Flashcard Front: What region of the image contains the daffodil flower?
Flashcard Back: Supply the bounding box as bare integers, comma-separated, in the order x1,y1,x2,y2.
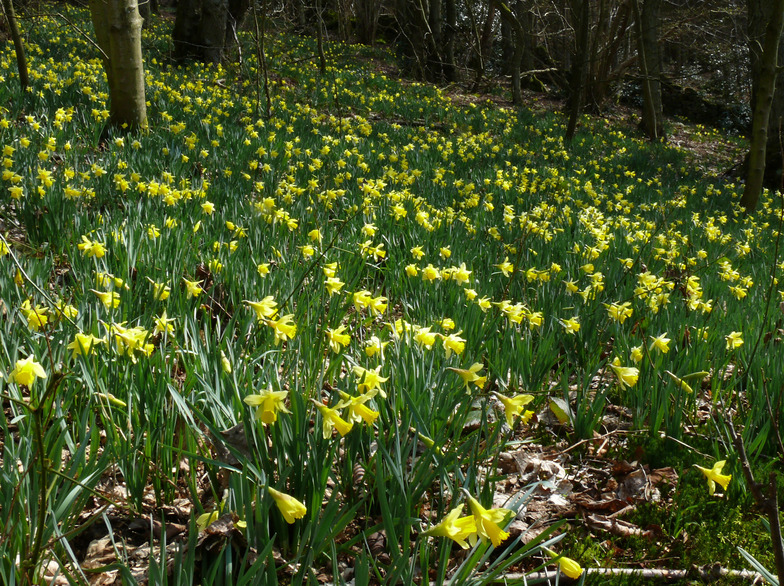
726,331,743,350
461,490,512,547
609,357,639,388
325,277,345,296
244,387,290,425
543,547,583,579
311,399,354,439
267,486,307,523
493,392,535,427
67,332,105,359
448,362,486,390
267,314,297,344
364,335,389,358
695,460,731,495
326,326,351,353
153,311,176,336
245,296,278,321
337,390,379,426
91,289,121,309
147,277,171,300
442,332,466,358
10,355,47,386
421,505,477,549
183,278,203,299
560,316,580,335
495,257,514,277
650,332,671,354
352,365,388,396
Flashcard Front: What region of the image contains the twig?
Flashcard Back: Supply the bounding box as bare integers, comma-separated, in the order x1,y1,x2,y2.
54,11,109,62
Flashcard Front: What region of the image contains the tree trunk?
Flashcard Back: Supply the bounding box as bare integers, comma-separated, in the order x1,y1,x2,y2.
633,0,664,140
1,0,29,91
566,0,590,141
355,0,379,44
742,0,784,212
316,0,326,75
494,0,525,104
442,0,456,81
172,0,250,63
89,0,147,130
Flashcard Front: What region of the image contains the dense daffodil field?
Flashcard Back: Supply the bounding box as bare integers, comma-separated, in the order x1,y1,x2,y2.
0,7,780,584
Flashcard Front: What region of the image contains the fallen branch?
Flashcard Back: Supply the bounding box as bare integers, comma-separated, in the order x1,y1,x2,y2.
483,565,764,584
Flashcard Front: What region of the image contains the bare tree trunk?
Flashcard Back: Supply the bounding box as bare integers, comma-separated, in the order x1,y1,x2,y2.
566,0,590,141
316,0,327,74
742,0,784,212
355,0,380,44
1,0,29,91
173,0,250,63
495,0,525,104
470,0,496,91
443,0,456,81
89,0,147,130
633,0,664,140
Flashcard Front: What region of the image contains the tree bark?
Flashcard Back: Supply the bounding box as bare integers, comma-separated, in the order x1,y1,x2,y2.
566,0,590,141
1,0,29,91
742,0,784,212
633,0,664,140
89,0,148,130
172,0,250,63
442,0,456,81
495,0,525,104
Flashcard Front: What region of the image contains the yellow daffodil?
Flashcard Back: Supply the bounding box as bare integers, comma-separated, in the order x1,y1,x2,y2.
726,331,743,350
421,505,477,549
78,235,106,258
650,332,671,354
609,357,639,388
183,278,203,299
695,460,731,495
245,296,278,321
353,290,373,311
605,301,633,324
442,332,466,358
67,332,105,359
352,365,388,396
414,326,438,349
495,257,514,277
267,314,297,344
20,300,49,331
326,325,351,353
493,392,535,427
337,390,379,426
244,387,290,424
267,486,307,523
543,547,583,579
10,355,47,386
461,490,512,547
91,289,121,309
153,311,175,336
561,316,580,335
325,277,345,296
311,399,354,439
147,277,171,300
364,335,389,358
448,362,486,389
